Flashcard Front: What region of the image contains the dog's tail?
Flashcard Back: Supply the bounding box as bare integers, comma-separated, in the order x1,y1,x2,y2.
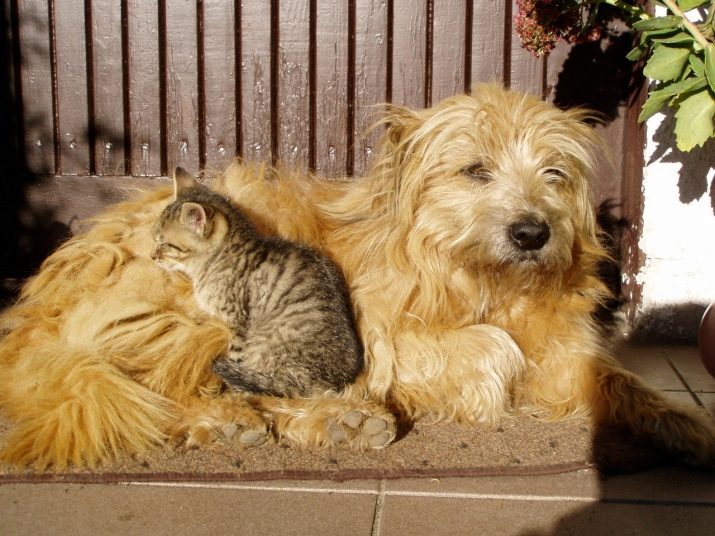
0,325,176,470
593,354,715,468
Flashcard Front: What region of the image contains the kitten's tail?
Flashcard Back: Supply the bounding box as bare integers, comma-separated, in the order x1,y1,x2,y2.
0,328,176,470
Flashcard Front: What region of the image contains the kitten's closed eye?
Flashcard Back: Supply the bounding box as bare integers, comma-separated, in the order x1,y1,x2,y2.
162,242,187,253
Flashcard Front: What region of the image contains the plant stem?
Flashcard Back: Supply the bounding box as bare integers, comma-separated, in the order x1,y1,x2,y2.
591,0,650,20
662,0,711,49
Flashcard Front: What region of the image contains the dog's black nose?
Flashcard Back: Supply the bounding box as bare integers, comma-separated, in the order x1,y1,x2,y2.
509,219,550,251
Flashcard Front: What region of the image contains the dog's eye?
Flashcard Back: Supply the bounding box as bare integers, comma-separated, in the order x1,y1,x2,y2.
463,163,492,183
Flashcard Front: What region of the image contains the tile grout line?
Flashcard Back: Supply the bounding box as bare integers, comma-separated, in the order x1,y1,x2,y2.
370,479,386,536
122,481,379,495
663,356,707,409
121,481,715,507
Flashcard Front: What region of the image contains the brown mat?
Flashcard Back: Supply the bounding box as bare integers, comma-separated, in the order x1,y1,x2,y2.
0,414,609,484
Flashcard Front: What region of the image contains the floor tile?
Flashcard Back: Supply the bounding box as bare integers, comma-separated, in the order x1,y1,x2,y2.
665,347,715,393
0,483,378,536
598,467,715,503
378,495,715,536
614,343,685,391
384,465,715,506
696,392,715,417
662,390,700,408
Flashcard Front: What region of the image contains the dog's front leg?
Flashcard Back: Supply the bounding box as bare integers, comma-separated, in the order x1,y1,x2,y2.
389,324,526,424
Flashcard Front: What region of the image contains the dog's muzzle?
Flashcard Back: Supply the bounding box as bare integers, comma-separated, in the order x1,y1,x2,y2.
509,218,550,251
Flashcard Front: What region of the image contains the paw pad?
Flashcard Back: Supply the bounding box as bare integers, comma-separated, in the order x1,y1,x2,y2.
326,410,395,449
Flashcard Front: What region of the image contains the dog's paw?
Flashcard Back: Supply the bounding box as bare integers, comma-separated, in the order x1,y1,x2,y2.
219,421,269,448
184,408,270,449
325,409,395,449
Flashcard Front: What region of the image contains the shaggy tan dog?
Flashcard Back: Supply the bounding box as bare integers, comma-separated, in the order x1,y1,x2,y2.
1,84,714,469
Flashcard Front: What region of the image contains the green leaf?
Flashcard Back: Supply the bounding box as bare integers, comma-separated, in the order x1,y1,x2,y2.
690,54,705,76
643,45,691,81
674,88,715,151
653,31,695,46
626,45,646,61
633,16,682,32
639,91,672,122
706,45,715,93
639,27,681,45
638,77,708,123
677,0,710,11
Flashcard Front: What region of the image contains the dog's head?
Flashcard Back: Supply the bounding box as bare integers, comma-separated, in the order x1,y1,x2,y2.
374,84,607,282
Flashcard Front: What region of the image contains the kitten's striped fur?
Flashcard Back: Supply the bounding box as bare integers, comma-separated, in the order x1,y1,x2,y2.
152,168,363,398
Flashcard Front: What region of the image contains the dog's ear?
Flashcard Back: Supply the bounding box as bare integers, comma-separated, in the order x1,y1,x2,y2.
382,105,420,147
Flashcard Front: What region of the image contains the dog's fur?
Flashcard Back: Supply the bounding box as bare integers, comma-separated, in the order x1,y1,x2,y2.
1,84,714,469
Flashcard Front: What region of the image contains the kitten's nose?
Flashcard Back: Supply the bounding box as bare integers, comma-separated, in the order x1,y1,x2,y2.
509,219,550,251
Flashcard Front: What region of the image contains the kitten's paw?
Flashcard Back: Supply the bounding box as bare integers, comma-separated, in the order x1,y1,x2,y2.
325,409,395,449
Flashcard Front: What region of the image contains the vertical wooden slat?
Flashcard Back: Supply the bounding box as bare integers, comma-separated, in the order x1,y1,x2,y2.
17,0,54,174
620,82,647,322
470,0,507,86
508,0,544,95
543,40,570,102
91,0,125,175
240,1,272,163
391,0,427,108
126,0,161,176
202,0,236,172
275,0,310,170
54,0,90,175
314,0,348,177
353,0,388,176
164,0,199,173
431,0,465,104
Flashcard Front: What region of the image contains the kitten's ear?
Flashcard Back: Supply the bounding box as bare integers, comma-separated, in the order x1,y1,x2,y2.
173,167,199,198
180,202,210,236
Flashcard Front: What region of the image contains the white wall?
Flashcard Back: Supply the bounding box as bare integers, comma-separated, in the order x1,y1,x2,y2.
633,110,715,340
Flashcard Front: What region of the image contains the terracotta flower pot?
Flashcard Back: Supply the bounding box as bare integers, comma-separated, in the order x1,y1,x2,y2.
699,303,715,379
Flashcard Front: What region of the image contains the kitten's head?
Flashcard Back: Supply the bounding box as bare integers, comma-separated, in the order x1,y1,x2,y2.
151,167,229,275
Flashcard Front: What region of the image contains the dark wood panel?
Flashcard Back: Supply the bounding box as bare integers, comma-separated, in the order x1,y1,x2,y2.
314,0,349,177
202,0,237,172
431,0,466,104
391,0,427,108
53,0,90,175
90,0,125,175
471,0,507,85
353,0,388,177
126,0,162,176
544,41,570,102
276,0,311,170
508,0,544,95
18,0,54,174
239,1,272,164
165,0,200,173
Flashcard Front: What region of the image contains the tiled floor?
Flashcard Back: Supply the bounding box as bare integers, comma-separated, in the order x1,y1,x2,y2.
2,344,715,536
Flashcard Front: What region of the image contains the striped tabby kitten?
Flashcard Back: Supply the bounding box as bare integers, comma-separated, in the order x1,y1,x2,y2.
151,167,364,397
